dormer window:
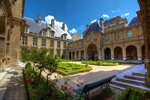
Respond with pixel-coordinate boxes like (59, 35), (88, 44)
(61, 34), (67, 40)
(42, 30), (46, 36)
(51, 32), (55, 38)
(116, 21), (119, 25)
(25, 26), (29, 33)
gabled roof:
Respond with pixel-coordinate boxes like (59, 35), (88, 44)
(83, 21), (102, 36)
(104, 16), (127, 26)
(128, 17), (140, 26)
(23, 17), (72, 39)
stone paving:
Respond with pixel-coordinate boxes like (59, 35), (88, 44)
(42, 62), (136, 89)
(2, 67), (27, 100)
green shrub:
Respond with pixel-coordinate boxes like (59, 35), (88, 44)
(117, 88), (150, 100)
(81, 61), (119, 66)
(57, 63), (92, 76)
(24, 66), (66, 100)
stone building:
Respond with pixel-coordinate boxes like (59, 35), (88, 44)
(137, 0), (150, 86)
(68, 16), (144, 61)
(0, 0), (25, 70)
(21, 17), (71, 57)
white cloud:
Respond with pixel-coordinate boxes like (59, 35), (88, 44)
(111, 9), (121, 13)
(91, 19), (97, 23)
(101, 14), (109, 18)
(121, 13), (130, 17)
(44, 15), (68, 32)
(69, 28), (77, 34)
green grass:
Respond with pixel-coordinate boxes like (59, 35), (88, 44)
(81, 61), (119, 66)
(60, 59), (72, 62)
(57, 63), (92, 76)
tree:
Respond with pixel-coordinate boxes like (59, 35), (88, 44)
(45, 55), (59, 88)
(36, 49), (48, 79)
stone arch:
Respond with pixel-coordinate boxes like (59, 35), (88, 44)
(141, 45), (145, 60)
(114, 47), (123, 60)
(72, 51), (75, 59)
(126, 45), (137, 60)
(69, 52), (71, 59)
(87, 43), (97, 60)
(104, 48), (111, 60)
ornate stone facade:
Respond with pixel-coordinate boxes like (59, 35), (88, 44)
(68, 16), (144, 61)
(21, 17), (71, 58)
(137, 0), (150, 86)
(0, 0), (25, 70)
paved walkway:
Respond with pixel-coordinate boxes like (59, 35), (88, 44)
(1, 67), (27, 100)
(42, 62), (136, 90)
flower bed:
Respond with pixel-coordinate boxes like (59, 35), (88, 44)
(57, 63), (92, 76)
(81, 61), (119, 66)
(23, 65), (65, 100)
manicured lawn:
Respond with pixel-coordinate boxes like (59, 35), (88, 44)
(81, 61), (119, 66)
(57, 63), (92, 76)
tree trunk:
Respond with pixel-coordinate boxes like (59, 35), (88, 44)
(39, 69), (42, 79)
(46, 73), (51, 91)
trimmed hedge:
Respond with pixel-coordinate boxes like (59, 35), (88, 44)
(57, 63), (92, 76)
(81, 61), (119, 66)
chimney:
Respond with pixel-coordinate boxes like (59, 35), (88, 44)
(100, 18), (104, 33)
(37, 15), (42, 24)
(51, 19), (55, 27)
(62, 23), (65, 31)
(86, 24), (89, 29)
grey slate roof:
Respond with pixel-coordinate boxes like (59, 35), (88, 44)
(83, 21), (102, 35)
(128, 17), (140, 26)
(104, 16), (125, 26)
(23, 17), (72, 39)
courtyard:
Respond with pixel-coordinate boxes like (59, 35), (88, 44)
(0, 0), (150, 100)
(42, 61), (135, 89)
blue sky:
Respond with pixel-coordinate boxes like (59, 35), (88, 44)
(24, 0), (140, 36)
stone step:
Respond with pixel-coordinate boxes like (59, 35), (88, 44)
(116, 78), (145, 86)
(110, 84), (125, 90)
(0, 72), (7, 81)
(132, 72), (146, 77)
(124, 75), (145, 81)
(111, 80), (150, 92)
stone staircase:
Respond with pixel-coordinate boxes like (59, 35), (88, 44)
(110, 65), (150, 92)
(110, 71), (150, 92)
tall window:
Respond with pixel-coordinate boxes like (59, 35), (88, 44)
(42, 30), (46, 36)
(25, 27), (29, 33)
(42, 39), (46, 47)
(57, 50), (60, 56)
(51, 32), (54, 37)
(50, 49), (53, 55)
(32, 37), (37, 46)
(50, 40), (54, 48)
(90, 32), (94, 41)
(114, 33), (119, 40)
(63, 41), (66, 48)
(127, 30), (133, 38)
(57, 40), (60, 48)
(22, 36), (27, 45)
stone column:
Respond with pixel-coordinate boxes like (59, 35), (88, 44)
(122, 47), (126, 60)
(111, 48), (114, 60)
(84, 49), (87, 60)
(137, 45), (142, 60)
(79, 50), (81, 60)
